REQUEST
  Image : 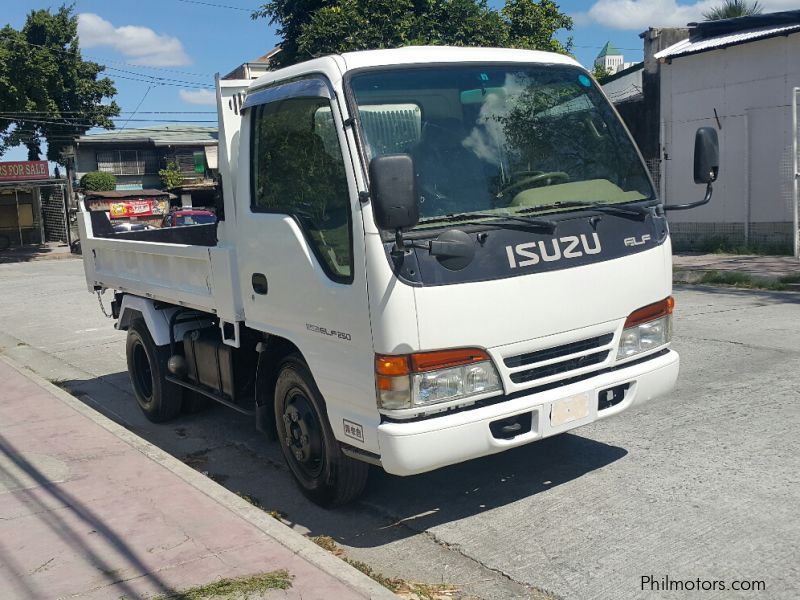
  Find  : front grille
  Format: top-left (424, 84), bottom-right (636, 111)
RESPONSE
top-left (509, 350), bottom-right (610, 384)
top-left (504, 333), bottom-right (614, 368)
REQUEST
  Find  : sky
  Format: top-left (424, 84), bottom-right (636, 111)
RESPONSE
top-left (4, 0), bottom-right (798, 164)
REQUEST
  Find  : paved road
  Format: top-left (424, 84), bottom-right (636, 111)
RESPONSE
top-left (1, 258), bottom-right (798, 600)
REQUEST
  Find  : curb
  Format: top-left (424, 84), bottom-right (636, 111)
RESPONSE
top-left (0, 353), bottom-right (396, 600)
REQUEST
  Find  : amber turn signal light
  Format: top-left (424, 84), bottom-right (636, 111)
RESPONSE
top-left (624, 296), bottom-right (675, 329)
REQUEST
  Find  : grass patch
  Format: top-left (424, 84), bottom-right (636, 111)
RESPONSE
top-left (697, 271), bottom-right (800, 291)
top-left (155, 570), bottom-right (292, 599)
top-left (235, 492), bottom-right (286, 521)
top-left (309, 535), bottom-right (456, 599)
top-left (47, 378), bottom-right (73, 391)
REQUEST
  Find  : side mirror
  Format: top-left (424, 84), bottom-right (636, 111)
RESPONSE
top-left (694, 127), bottom-right (719, 184)
top-left (369, 154), bottom-right (419, 231)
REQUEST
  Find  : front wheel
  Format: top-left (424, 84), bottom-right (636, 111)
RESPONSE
top-left (274, 356), bottom-right (369, 506)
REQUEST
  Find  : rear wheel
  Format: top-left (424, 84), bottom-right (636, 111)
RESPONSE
top-left (274, 355), bottom-right (369, 506)
top-left (126, 320), bottom-right (183, 422)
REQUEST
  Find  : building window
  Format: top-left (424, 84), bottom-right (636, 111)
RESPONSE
top-left (250, 96), bottom-right (352, 282)
top-left (96, 150), bottom-right (158, 176)
top-left (166, 148), bottom-right (207, 176)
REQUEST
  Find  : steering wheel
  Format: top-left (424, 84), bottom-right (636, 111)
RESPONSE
top-left (499, 171), bottom-right (570, 199)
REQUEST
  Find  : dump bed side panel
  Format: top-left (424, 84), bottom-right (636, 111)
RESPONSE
top-left (78, 209), bottom-right (220, 314)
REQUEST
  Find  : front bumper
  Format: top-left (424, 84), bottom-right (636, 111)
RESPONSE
top-left (377, 349), bottom-right (679, 476)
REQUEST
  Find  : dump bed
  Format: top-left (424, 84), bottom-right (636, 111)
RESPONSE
top-left (77, 77), bottom-right (250, 322)
top-left (77, 209), bottom-right (241, 321)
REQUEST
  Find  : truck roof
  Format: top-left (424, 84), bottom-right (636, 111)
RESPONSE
top-left (338, 45), bottom-right (580, 71)
top-left (247, 46), bottom-right (581, 94)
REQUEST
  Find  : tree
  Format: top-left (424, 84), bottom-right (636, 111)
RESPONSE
top-left (592, 63), bottom-right (611, 81)
top-left (703, 0), bottom-right (763, 20)
top-left (252, 0), bottom-right (573, 69)
top-left (159, 162), bottom-right (184, 190)
top-left (0, 5), bottom-right (119, 162)
top-left (80, 171), bottom-right (116, 191)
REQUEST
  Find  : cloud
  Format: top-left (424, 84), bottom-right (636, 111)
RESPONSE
top-left (580, 0), bottom-right (797, 31)
top-left (78, 13), bottom-right (191, 67)
top-left (178, 89), bottom-right (217, 105)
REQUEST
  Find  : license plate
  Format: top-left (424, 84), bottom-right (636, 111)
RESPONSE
top-left (550, 393), bottom-right (590, 427)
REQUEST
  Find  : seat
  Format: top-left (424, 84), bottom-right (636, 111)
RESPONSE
top-left (411, 118), bottom-right (493, 217)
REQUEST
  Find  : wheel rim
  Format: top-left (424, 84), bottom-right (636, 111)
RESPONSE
top-left (280, 389), bottom-right (324, 479)
top-left (132, 342), bottom-right (154, 402)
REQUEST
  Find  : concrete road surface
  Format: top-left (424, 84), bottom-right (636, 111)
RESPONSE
top-left (1, 258), bottom-right (798, 599)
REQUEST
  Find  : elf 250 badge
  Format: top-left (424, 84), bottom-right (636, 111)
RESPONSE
top-left (506, 233), bottom-right (601, 269)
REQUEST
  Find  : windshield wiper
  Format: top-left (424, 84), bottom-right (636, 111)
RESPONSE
top-left (517, 201), bottom-right (654, 221)
top-left (419, 212), bottom-right (557, 232)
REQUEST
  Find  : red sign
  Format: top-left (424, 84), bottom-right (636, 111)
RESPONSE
top-left (109, 199), bottom-right (167, 219)
top-left (0, 161), bottom-right (49, 182)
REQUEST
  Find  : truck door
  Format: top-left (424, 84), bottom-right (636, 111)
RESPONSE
top-left (234, 76), bottom-right (377, 449)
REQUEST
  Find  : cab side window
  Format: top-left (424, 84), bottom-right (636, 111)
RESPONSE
top-left (251, 96), bottom-right (352, 282)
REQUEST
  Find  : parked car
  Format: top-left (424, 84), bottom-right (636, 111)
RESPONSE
top-left (162, 209), bottom-right (216, 227)
top-left (112, 222), bottom-right (157, 233)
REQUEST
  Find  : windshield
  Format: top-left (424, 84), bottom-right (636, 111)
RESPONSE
top-left (349, 64), bottom-right (655, 225)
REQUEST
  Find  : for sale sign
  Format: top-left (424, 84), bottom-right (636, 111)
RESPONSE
top-left (0, 161), bottom-right (49, 182)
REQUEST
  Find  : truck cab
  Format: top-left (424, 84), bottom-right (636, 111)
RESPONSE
top-left (78, 46), bottom-right (718, 505)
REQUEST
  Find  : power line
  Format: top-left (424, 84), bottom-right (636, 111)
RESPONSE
top-left (111, 73), bottom-right (214, 89)
top-left (104, 66), bottom-right (214, 88)
top-left (0, 38), bottom-right (216, 84)
top-left (119, 85), bottom-right (154, 130)
top-left (175, 0), bottom-right (255, 11)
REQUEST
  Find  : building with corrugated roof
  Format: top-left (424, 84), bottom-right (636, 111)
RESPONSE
top-left (656, 9), bottom-right (800, 255)
top-left (73, 125), bottom-right (218, 208)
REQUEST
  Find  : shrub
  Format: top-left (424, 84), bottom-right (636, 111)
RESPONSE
top-left (80, 171), bottom-right (117, 191)
top-left (159, 162), bottom-right (184, 190)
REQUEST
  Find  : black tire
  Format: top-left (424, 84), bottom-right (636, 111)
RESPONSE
top-left (0, 233), bottom-right (10, 251)
top-left (274, 355), bottom-right (369, 506)
top-left (126, 320), bottom-right (183, 422)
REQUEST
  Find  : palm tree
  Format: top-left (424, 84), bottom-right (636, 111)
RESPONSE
top-left (703, 0), bottom-right (763, 20)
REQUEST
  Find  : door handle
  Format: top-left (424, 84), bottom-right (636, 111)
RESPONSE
top-left (251, 273), bottom-right (268, 295)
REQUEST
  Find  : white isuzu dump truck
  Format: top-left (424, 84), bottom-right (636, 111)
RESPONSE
top-left (78, 46), bottom-right (719, 505)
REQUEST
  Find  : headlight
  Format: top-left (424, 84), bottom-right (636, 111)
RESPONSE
top-left (617, 297), bottom-right (674, 360)
top-left (376, 348), bottom-right (502, 410)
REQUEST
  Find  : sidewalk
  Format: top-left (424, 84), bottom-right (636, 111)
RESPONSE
top-left (673, 252), bottom-right (800, 285)
top-left (0, 357), bottom-right (393, 600)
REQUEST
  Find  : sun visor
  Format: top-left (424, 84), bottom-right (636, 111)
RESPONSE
top-left (242, 77), bottom-right (333, 110)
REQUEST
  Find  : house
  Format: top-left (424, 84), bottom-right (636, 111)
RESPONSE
top-left (594, 42), bottom-right (638, 75)
top-left (73, 126), bottom-right (219, 208)
top-left (656, 10), bottom-right (800, 254)
top-left (222, 47), bottom-right (281, 80)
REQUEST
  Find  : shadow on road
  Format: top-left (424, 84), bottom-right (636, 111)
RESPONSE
top-left (0, 243), bottom-right (75, 264)
top-left (59, 371), bottom-right (627, 552)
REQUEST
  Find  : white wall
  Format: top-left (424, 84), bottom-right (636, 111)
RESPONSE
top-left (661, 33), bottom-right (799, 238)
